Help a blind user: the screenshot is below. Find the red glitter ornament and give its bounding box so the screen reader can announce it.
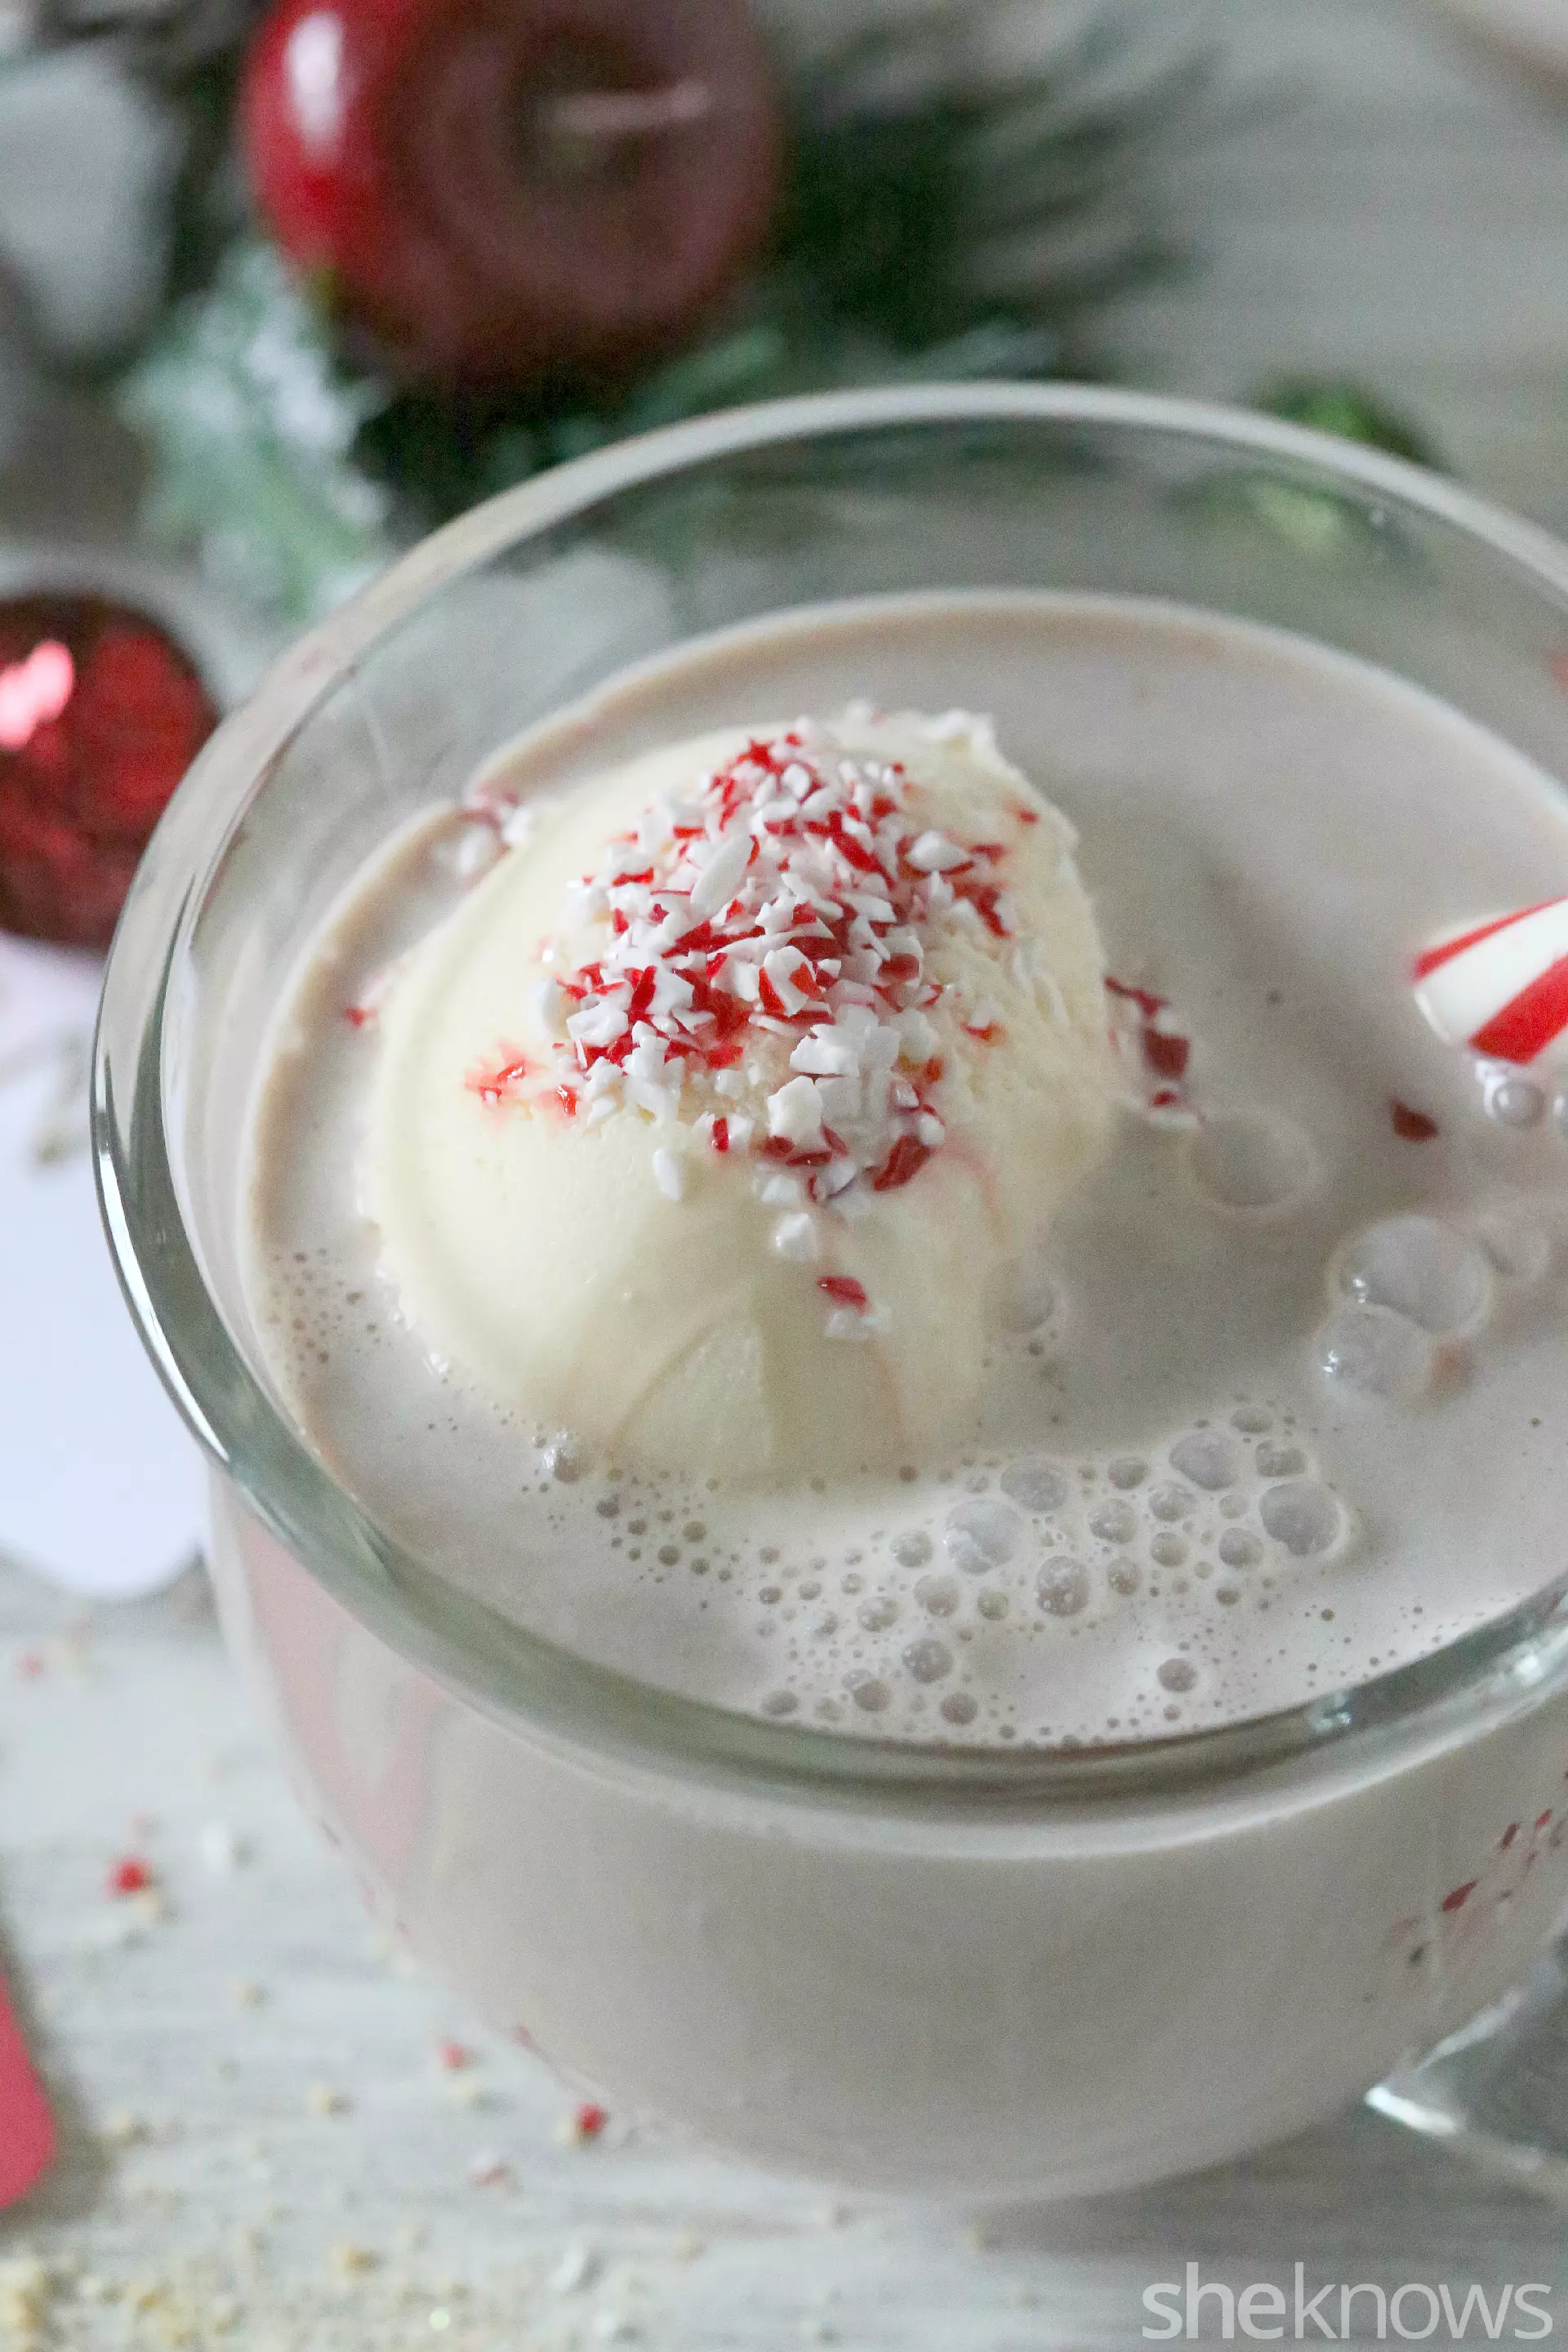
[0,595,217,951]
[241,0,784,391]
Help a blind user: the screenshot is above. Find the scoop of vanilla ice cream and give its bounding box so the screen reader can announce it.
[365,710,1115,1480]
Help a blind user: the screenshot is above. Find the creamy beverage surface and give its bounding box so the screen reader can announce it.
[244,594,1568,1746]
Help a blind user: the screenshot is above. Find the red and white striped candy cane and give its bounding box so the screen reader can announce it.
[1413,897,1568,1064]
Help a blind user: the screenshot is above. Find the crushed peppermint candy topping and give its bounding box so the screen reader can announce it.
[464,717,1042,1339]
[512,722,1028,1207]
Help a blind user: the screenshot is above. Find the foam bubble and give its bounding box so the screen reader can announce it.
[904,1637,954,1684]
[1259,1479,1342,1557]
[1318,1303,1435,1399]
[944,1498,1026,1572]
[915,1572,961,1616]
[1036,1558,1091,1617]
[543,1437,586,1482]
[1189,1108,1315,1212]
[1169,1430,1242,1491]
[997,1258,1058,1332]
[1340,1215,1490,1337]
[1483,1072,1544,1129]
[1089,1497,1138,1544]
[999,1458,1070,1512]
[1477,1210,1552,1284]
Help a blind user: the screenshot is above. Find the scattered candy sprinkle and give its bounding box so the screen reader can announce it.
[558,2100,608,2145]
[105,1856,154,1899]
[0,2256,53,2338]
[330,2241,379,2278]
[99,2108,148,2148]
[550,2243,598,2293]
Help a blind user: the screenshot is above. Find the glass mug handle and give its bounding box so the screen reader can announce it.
[1370,1929,1568,2206]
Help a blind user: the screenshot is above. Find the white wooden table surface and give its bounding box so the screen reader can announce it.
[4,2,1568,2345]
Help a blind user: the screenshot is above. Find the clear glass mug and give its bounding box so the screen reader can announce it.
[95,385,1568,2198]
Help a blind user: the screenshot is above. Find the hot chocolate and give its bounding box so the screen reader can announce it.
[245,592,1568,1748]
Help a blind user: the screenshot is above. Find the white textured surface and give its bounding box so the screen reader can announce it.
[2,1563,1566,2350]
[0,938,205,1599]
[3,0,1568,2338]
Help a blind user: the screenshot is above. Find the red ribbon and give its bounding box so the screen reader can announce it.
[0,1971,55,2208]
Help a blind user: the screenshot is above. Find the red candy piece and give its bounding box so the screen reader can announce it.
[1389,1099,1439,1143]
[242,0,783,390]
[1142,1028,1190,1082]
[0,595,216,951]
[106,1855,155,1898]
[871,1134,932,1193]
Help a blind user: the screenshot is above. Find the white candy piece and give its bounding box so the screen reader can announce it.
[906,831,969,873]
[773,1211,818,1263]
[651,1149,686,1202]
[767,1074,826,1149]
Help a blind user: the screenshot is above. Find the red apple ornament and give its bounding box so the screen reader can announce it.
[241,0,784,391]
[0,595,217,951]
